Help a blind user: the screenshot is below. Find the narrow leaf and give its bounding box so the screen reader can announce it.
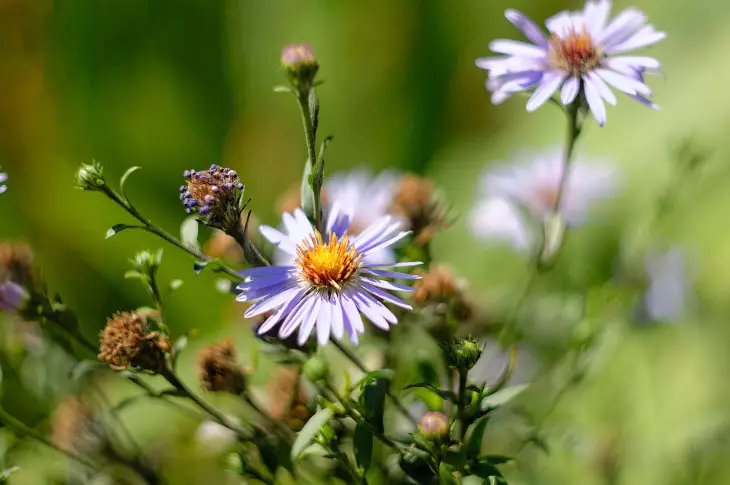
[404,382,458,403]
[119,166,142,197]
[354,423,373,473]
[482,384,529,409]
[106,224,139,239]
[438,462,458,485]
[359,378,387,432]
[467,417,489,458]
[180,216,200,251]
[291,408,333,460]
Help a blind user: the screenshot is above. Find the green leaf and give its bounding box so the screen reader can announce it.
[479,455,513,466]
[180,216,200,251]
[470,461,504,480]
[124,270,145,280]
[119,166,142,198]
[482,384,529,409]
[442,449,467,470]
[354,423,373,474]
[0,466,20,481]
[169,279,184,291]
[438,462,458,485]
[273,85,293,93]
[291,408,333,461]
[300,160,316,223]
[359,378,387,432]
[106,224,139,239]
[404,382,458,403]
[467,417,490,458]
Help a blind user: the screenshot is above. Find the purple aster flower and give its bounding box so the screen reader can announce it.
[0,173,7,195]
[237,207,421,346]
[0,281,28,312]
[476,0,666,125]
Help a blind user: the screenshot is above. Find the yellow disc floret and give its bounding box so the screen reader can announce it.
[296,232,362,289]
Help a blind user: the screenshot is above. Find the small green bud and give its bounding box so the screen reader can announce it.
[128,249,163,281]
[418,412,449,443]
[223,452,243,474]
[281,43,319,91]
[441,336,482,372]
[75,161,106,191]
[302,356,328,382]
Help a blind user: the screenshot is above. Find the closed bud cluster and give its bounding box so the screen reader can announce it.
[414,265,473,324]
[418,411,450,443]
[281,43,319,91]
[198,338,246,394]
[51,396,104,454]
[98,311,171,373]
[129,249,162,281]
[391,174,449,246]
[75,161,106,192]
[181,165,246,232]
[440,335,482,372]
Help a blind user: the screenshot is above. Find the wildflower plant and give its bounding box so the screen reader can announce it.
[0,2,682,483]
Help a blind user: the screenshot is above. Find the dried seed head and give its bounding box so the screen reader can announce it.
[414,265,472,322]
[198,338,246,394]
[391,175,449,246]
[181,165,246,232]
[98,312,171,373]
[51,396,103,454]
[266,367,313,432]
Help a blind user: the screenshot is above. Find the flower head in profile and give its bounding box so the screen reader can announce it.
[468,148,617,251]
[476,0,665,125]
[237,207,421,346]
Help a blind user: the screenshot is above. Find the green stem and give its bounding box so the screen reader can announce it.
[295,89,322,228]
[161,367,252,440]
[331,340,417,425]
[241,391,294,442]
[457,370,468,443]
[0,407,101,472]
[100,185,242,281]
[552,102,583,214]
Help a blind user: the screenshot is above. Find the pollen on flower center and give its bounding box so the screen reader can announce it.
[296,232,362,289]
[548,30,602,75]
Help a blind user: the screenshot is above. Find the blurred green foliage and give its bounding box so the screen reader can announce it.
[2,0,730,483]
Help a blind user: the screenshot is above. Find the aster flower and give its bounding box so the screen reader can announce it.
[180,165,246,231]
[0,172,7,195]
[476,0,666,125]
[643,248,691,322]
[237,207,421,346]
[468,148,617,251]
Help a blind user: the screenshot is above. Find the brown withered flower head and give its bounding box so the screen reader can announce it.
[414,265,473,330]
[98,312,171,373]
[0,242,35,289]
[266,367,313,432]
[391,174,449,246]
[51,396,103,454]
[198,338,246,394]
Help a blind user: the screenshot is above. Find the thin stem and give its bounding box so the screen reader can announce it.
[295,89,322,228]
[240,391,294,442]
[0,407,101,472]
[552,102,583,214]
[95,389,142,457]
[331,340,417,425]
[100,185,242,281]
[497,269,539,347]
[457,370,468,443]
[160,368,252,440]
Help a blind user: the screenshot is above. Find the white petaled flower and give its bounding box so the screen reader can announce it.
[644,248,690,322]
[237,207,421,346]
[468,148,618,251]
[476,0,666,125]
[0,173,7,195]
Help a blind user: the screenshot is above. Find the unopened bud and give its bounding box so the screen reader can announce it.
[281,43,319,90]
[418,412,449,442]
[302,356,328,382]
[441,336,482,372]
[75,161,106,191]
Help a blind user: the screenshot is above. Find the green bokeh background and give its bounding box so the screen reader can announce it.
[2,0,730,483]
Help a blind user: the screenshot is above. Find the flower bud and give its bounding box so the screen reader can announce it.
[75,161,106,191]
[441,336,482,372]
[418,412,449,443]
[98,311,171,373]
[198,338,247,394]
[181,165,247,233]
[281,43,319,90]
[302,356,328,382]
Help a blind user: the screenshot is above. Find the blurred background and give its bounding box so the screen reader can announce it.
[2,0,730,483]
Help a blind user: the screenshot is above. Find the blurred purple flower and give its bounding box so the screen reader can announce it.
[476,0,665,125]
[0,173,7,195]
[0,281,28,312]
[237,207,420,346]
[468,148,618,251]
[644,248,690,322]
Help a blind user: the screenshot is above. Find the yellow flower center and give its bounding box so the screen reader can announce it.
[548,30,602,76]
[296,232,362,289]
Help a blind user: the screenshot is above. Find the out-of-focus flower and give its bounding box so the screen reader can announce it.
[418,412,450,443]
[468,148,617,251]
[413,265,473,334]
[198,339,246,394]
[266,367,313,431]
[51,396,103,454]
[98,312,170,373]
[181,165,246,231]
[0,281,28,313]
[282,43,319,90]
[0,243,37,315]
[390,174,449,246]
[643,248,690,322]
[195,420,238,455]
[237,208,421,346]
[476,0,665,125]
[0,172,7,195]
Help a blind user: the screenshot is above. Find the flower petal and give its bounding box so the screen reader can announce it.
[605,26,666,54]
[314,297,331,346]
[585,71,617,106]
[256,288,309,335]
[505,9,547,47]
[595,68,652,96]
[597,7,647,47]
[330,294,345,340]
[259,225,297,255]
[243,283,302,317]
[583,0,612,37]
[359,282,413,310]
[489,39,546,59]
[279,294,317,338]
[560,76,580,105]
[583,74,607,126]
[361,269,421,280]
[526,72,566,112]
